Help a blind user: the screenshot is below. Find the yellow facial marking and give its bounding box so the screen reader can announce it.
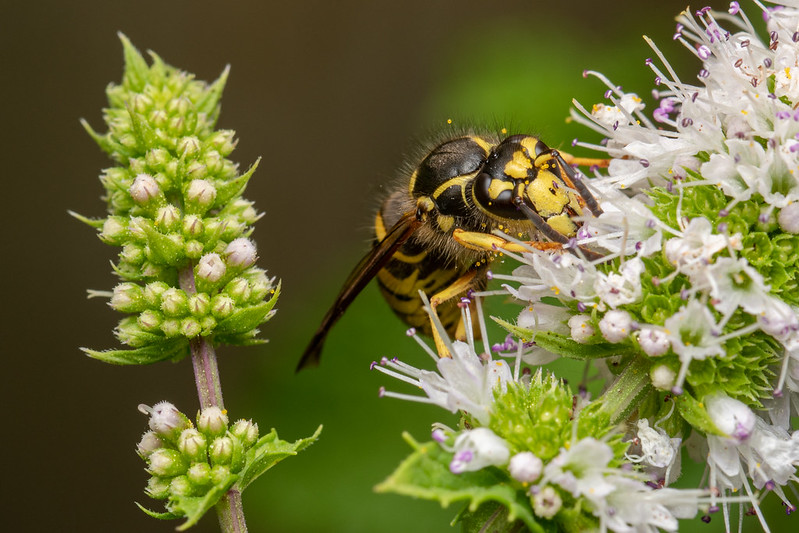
[504,150,533,179]
[525,171,569,216]
[488,178,514,200]
[546,212,578,237]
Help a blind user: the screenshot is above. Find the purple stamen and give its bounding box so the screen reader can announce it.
[640,159,650,168]
[729,2,740,15]
[577,302,587,312]
[701,515,712,523]
[406,327,416,336]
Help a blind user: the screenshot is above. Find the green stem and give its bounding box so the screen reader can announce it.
[179,264,246,533]
[597,356,653,425]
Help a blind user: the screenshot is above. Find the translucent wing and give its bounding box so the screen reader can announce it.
[297,209,421,370]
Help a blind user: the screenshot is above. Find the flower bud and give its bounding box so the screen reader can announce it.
[182,215,204,238]
[207,130,237,155]
[197,253,226,283]
[129,173,161,205]
[186,160,207,180]
[160,288,189,317]
[187,462,212,487]
[210,436,234,465]
[508,452,543,483]
[224,277,251,304]
[650,364,676,391]
[169,475,193,497]
[532,486,562,519]
[231,419,259,448]
[185,239,204,259]
[146,476,171,500]
[154,205,181,232]
[100,216,128,244]
[210,464,231,485]
[143,281,170,306]
[110,282,145,313]
[203,150,223,173]
[181,317,202,338]
[149,109,168,128]
[567,314,594,344]
[137,309,163,331]
[186,179,217,212]
[598,309,632,343]
[200,316,217,334]
[188,293,210,316]
[119,243,145,265]
[178,135,201,157]
[137,431,164,458]
[161,318,181,337]
[148,448,188,477]
[224,238,257,268]
[143,401,191,438]
[211,294,235,318]
[178,428,207,463]
[197,406,229,437]
[145,148,170,169]
[116,318,151,347]
[638,327,670,356]
[246,271,273,302]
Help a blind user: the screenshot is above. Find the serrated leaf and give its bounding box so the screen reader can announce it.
[174,476,239,531]
[237,425,322,491]
[214,333,268,347]
[214,158,260,208]
[675,391,725,437]
[492,317,633,360]
[215,284,280,335]
[376,433,543,532]
[81,338,188,365]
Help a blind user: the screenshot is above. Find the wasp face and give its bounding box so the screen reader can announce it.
[471,135,585,237]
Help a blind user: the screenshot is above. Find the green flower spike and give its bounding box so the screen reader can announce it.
[75,34,277,365]
[74,35,321,531]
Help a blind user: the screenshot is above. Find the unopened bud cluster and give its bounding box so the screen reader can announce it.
[137,402,259,507]
[80,36,278,361]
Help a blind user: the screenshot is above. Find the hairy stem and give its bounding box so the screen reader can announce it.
[597,356,653,426]
[179,264,246,532]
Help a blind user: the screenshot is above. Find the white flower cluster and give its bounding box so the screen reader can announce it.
[495,1,799,528]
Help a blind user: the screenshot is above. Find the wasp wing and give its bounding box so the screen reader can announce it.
[297,209,421,371]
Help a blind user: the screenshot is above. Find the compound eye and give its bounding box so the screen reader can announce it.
[472,172,523,219]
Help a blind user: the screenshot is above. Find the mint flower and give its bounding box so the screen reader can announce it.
[376,2,799,531]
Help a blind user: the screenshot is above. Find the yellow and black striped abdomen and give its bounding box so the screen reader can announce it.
[374,199,486,337]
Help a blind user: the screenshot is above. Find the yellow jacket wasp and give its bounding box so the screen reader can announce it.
[297,133,605,370]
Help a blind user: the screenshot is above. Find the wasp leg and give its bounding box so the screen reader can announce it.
[452,229,562,254]
[453,227,603,262]
[428,268,481,358]
[558,151,610,168]
[552,150,604,216]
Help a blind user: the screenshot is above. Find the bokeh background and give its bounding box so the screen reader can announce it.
[4,0,793,531]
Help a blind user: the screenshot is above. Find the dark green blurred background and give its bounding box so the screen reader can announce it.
[4,0,791,531]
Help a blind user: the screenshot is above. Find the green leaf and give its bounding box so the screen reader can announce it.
[196,65,230,124]
[67,210,105,229]
[127,105,157,153]
[675,391,725,437]
[237,425,322,491]
[594,356,653,425]
[80,118,118,157]
[492,317,633,360]
[174,474,239,531]
[214,158,260,208]
[118,32,149,92]
[376,433,543,532]
[214,283,280,335]
[135,503,182,520]
[456,501,545,533]
[142,224,185,266]
[81,338,188,365]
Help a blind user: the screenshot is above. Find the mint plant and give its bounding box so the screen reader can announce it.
[374,2,799,532]
[73,35,320,531]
